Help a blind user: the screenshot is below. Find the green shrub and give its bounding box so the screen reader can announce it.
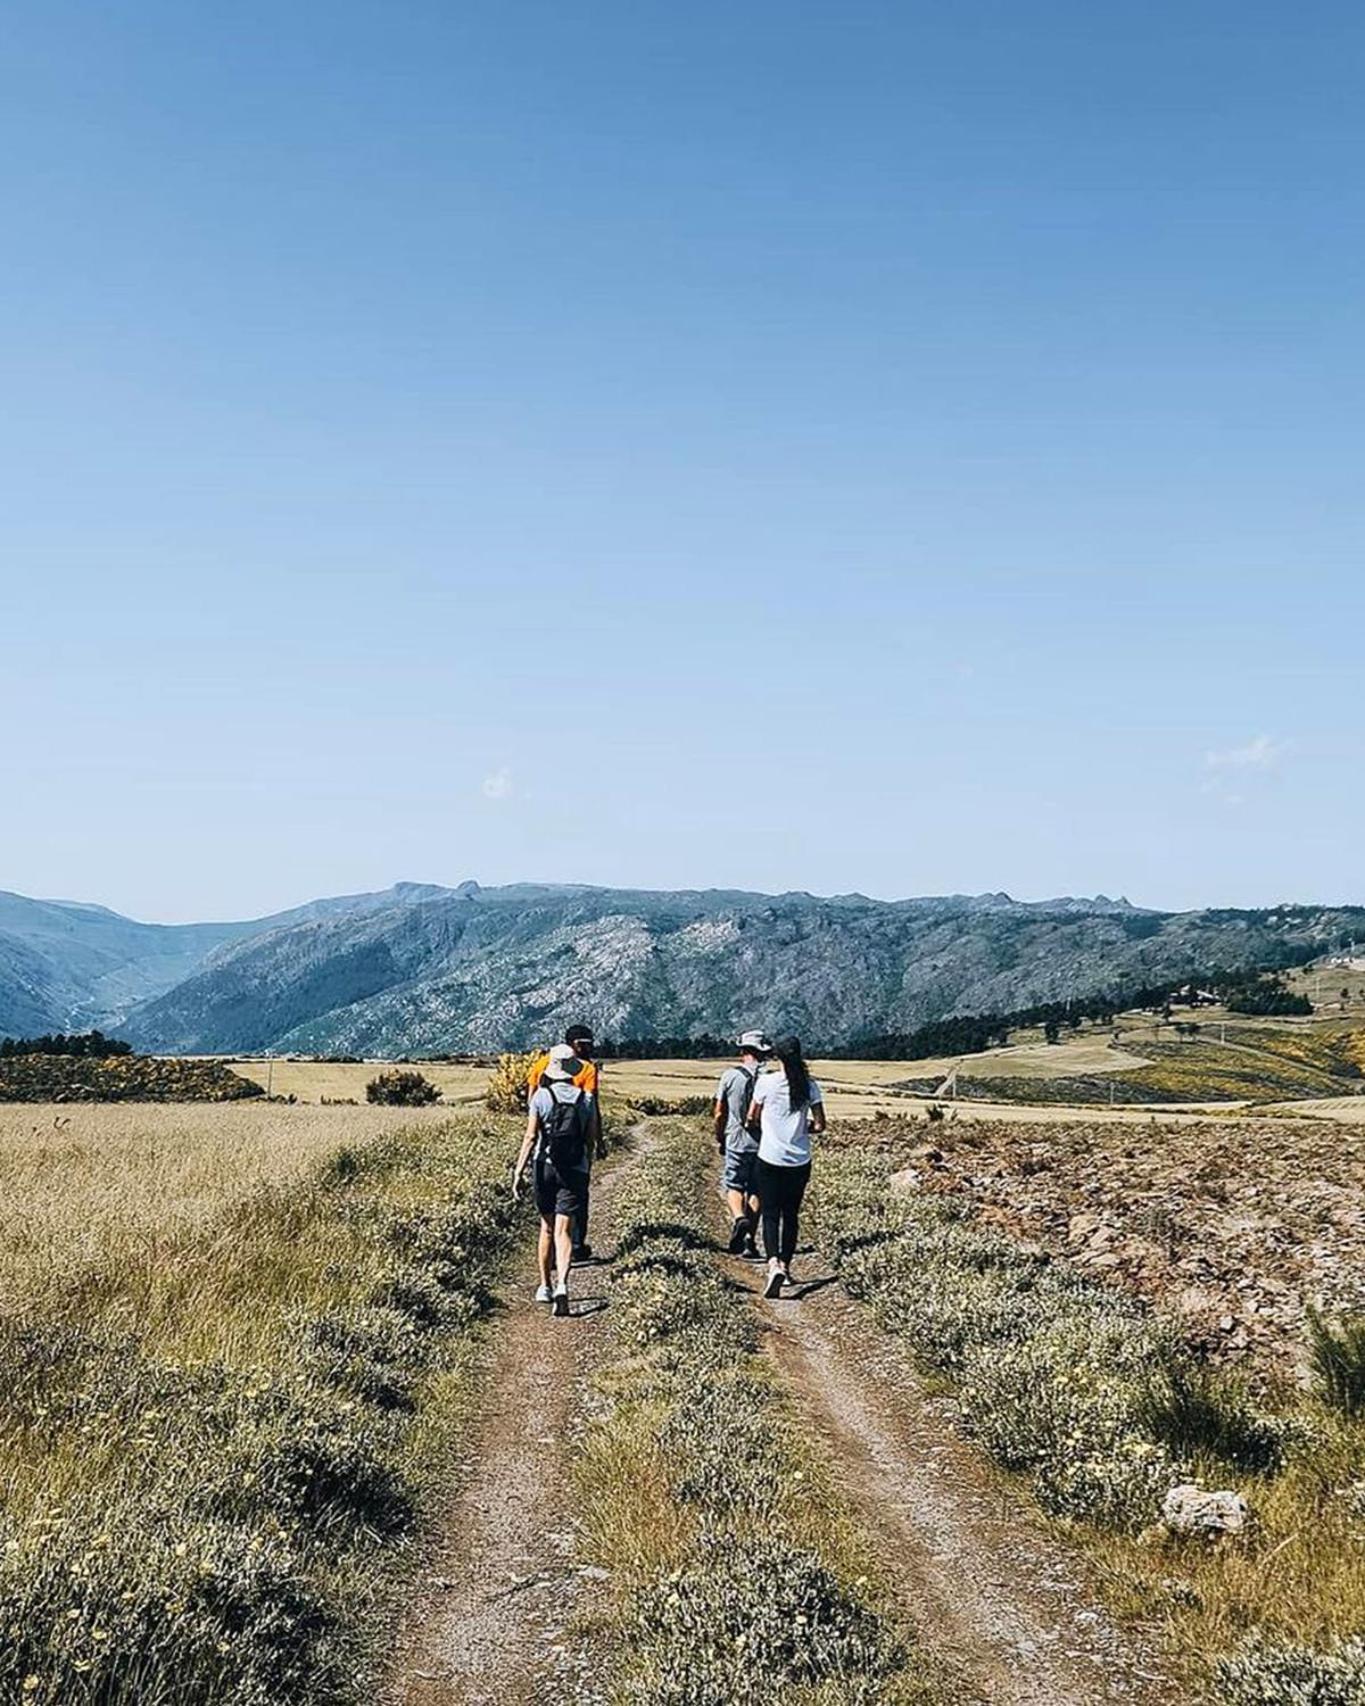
[1138,1365,1285,1475]
[630,1094,714,1117]
[364,1069,441,1107]
[0,1505,343,1706]
[484,1051,537,1114]
[1307,1308,1365,1418]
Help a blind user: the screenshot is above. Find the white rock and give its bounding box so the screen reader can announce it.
[1161,1484,1250,1535]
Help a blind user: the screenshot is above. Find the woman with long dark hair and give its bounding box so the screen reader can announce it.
[745,1035,826,1298]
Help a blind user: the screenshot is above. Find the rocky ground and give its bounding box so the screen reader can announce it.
[839,1115,1365,1384]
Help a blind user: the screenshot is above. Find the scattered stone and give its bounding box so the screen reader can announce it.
[1162,1485,1251,1536]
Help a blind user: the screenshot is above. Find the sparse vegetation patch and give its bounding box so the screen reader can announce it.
[816,1127,1365,1698]
[577,1119,942,1704]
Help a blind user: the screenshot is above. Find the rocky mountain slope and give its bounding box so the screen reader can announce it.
[5,880,1362,1056]
[0,882,468,1036]
[116,886,1365,1055]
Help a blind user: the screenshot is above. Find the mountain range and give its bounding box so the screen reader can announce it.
[1,881,1361,1056]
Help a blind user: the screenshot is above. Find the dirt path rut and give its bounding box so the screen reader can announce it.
[385,1139,643,1706]
[757,1256,1174,1705]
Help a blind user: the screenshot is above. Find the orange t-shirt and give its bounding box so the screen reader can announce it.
[526,1053,599,1102]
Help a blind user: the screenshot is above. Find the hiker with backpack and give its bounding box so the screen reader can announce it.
[745,1036,826,1299]
[526,1024,604,1261]
[714,1030,771,1256]
[513,1043,593,1317]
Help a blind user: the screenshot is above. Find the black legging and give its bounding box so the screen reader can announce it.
[754,1158,811,1266]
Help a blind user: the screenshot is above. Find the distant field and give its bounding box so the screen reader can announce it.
[225,1057,490,1105]
[597,1055,925,1120]
[906,1025,1365,1107]
[600,1019,1365,1124]
[863,1031,1154,1083]
[215,1019,1365,1123]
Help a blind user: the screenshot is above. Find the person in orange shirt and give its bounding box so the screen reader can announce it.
[527,1024,604,1259]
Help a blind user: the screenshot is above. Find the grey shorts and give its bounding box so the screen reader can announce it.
[722,1146,759,1195]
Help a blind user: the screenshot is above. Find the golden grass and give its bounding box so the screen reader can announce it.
[0,1103,530,1704]
[0,1100,449,1320]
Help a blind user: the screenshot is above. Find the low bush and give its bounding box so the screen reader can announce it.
[630,1094,714,1117]
[484,1051,537,1114]
[1217,1635,1365,1705]
[364,1069,441,1107]
[628,1532,894,1706]
[0,1505,344,1706]
[0,1052,262,1102]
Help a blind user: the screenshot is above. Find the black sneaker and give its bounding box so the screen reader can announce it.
[553,1287,570,1317]
[571,1244,593,1265]
[728,1217,749,1255]
[743,1236,760,1259]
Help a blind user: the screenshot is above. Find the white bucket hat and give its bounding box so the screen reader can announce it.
[738,1030,772,1054]
[545,1043,578,1081]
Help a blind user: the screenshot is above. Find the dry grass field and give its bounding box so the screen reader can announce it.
[0,1101,451,1321]
[6,1044,1365,1703]
[0,1096,530,1705]
[224,1058,490,1105]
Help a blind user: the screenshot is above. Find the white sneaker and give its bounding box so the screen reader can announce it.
[763,1260,785,1300]
[534,1284,552,1304]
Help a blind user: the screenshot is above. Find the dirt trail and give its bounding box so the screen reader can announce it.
[756,1257,1175,1705]
[385,1137,643,1706]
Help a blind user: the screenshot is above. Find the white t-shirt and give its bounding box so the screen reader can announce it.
[751,1069,824,1167]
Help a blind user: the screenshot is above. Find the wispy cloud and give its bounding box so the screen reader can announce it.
[481,767,515,802]
[1205,734,1291,771]
[1201,734,1292,808]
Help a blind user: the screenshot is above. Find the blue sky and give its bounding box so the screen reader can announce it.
[2,2,1362,921]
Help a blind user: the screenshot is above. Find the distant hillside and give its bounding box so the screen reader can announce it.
[0,882,469,1035]
[101,885,1365,1056]
[5,880,1362,1057]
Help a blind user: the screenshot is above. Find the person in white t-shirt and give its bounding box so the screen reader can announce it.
[745,1035,826,1299]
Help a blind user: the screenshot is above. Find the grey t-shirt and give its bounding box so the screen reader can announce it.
[716,1063,760,1151]
[530,1084,590,1171]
